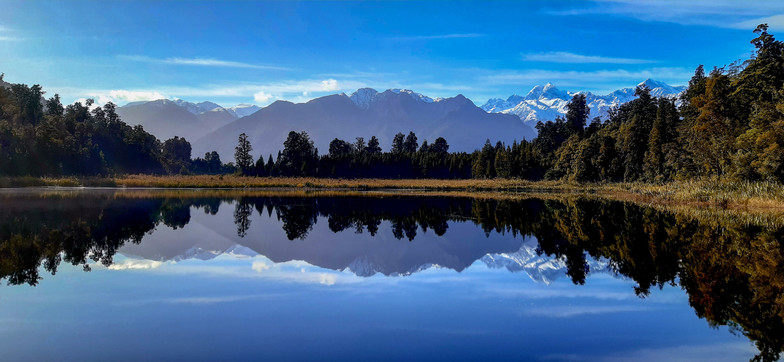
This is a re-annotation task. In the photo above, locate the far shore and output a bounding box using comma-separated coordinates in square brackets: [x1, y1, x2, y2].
[3, 175, 784, 216]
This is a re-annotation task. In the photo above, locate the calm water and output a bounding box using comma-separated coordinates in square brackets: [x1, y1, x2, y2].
[0, 189, 780, 361]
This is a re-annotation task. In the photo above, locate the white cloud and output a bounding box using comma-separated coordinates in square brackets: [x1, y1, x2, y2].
[253, 91, 274, 104]
[70, 78, 363, 106]
[550, 0, 784, 29]
[320, 79, 340, 91]
[481, 67, 691, 86]
[386, 33, 485, 41]
[594, 342, 756, 362]
[522, 305, 652, 318]
[74, 98, 105, 110]
[0, 25, 22, 41]
[108, 259, 164, 270]
[522, 52, 657, 64]
[251, 260, 271, 272]
[163, 295, 257, 305]
[106, 89, 166, 102]
[731, 14, 784, 30]
[118, 55, 291, 70]
[319, 273, 337, 286]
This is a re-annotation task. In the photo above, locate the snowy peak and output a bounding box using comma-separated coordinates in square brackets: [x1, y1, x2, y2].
[172, 99, 222, 114]
[637, 78, 687, 98]
[225, 104, 262, 118]
[348, 87, 438, 109]
[349, 88, 379, 109]
[482, 79, 686, 126]
[526, 82, 567, 100]
[389, 89, 434, 103]
[481, 239, 611, 285]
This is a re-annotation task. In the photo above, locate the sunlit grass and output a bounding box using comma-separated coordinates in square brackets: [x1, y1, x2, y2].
[3, 175, 784, 221]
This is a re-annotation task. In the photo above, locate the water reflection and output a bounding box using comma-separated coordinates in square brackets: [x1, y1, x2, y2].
[0, 190, 782, 360]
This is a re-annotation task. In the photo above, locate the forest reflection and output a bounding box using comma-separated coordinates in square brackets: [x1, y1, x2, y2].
[0, 191, 782, 360]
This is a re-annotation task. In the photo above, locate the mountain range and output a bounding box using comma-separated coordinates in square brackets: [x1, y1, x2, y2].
[114, 79, 684, 160]
[116, 99, 261, 142]
[193, 89, 534, 160]
[481, 79, 686, 127]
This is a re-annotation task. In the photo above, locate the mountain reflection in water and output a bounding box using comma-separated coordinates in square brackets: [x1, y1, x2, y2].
[0, 190, 781, 361]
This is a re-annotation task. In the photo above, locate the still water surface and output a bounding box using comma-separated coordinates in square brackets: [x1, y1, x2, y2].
[0, 189, 780, 361]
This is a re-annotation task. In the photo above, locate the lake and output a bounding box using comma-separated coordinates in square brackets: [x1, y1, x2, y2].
[0, 188, 780, 361]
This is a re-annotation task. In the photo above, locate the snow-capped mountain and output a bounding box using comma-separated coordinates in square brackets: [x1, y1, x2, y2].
[224, 104, 262, 118]
[349, 88, 379, 109]
[349, 88, 436, 109]
[172, 99, 222, 114]
[481, 238, 611, 285]
[482, 79, 686, 126]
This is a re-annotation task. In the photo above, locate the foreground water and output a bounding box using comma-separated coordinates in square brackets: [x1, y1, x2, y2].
[0, 189, 781, 361]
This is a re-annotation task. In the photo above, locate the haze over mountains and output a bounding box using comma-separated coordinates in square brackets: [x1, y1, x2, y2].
[115, 79, 684, 160]
[116, 99, 261, 141]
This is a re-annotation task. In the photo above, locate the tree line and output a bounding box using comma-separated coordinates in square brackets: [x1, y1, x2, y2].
[2, 24, 783, 183]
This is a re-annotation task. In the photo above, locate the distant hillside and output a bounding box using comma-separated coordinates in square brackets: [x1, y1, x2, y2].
[116, 99, 262, 142]
[195, 89, 536, 160]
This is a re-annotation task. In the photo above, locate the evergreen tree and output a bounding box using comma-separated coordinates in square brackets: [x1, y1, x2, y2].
[279, 131, 318, 176]
[162, 136, 192, 174]
[403, 131, 418, 153]
[565, 93, 590, 135]
[432, 137, 449, 154]
[366, 136, 382, 154]
[234, 133, 254, 175]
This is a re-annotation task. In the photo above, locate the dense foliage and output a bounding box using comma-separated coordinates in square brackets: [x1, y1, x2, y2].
[0, 80, 167, 176]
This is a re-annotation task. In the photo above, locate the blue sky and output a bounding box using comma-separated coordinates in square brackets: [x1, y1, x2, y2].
[0, 0, 782, 107]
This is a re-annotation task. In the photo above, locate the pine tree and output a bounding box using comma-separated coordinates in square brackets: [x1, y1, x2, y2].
[565, 93, 589, 135]
[234, 133, 254, 175]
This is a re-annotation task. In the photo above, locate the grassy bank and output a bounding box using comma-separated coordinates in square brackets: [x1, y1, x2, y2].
[3, 175, 784, 213]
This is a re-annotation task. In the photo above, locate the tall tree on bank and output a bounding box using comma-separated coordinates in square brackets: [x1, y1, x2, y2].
[235, 133, 253, 175]
[565, 93, 590, 135]
[162, 136, 192, 174]
[279, 131, 318, 176]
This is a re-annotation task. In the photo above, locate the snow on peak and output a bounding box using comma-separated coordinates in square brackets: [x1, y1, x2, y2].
[482, 79, 686, 126]
[171, 99, 223, 114]
[349, 88, 437, 109]
[388, 89, 434, 103]
[525, 83, 567, 100]
[225, 104, 262, 118]
[349, 88, 379, 109]
[637, 78, 687, 98]
[480, 238, 611, 285]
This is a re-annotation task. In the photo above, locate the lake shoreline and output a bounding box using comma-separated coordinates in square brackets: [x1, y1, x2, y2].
[3, 175, 784, 214]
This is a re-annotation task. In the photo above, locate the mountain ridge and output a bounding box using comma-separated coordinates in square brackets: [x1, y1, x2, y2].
[481, 79, 686, 126]
[194, 89, 536, 160]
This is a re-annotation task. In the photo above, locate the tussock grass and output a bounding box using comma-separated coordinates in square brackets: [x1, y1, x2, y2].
[110, 175, 567, 190]
[3, 175, 784, 219]
[0, 176, 116, 188]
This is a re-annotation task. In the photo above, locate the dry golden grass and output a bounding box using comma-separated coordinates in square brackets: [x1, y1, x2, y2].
[4, 175, 784, 219]
[110, 175, 567, 190]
